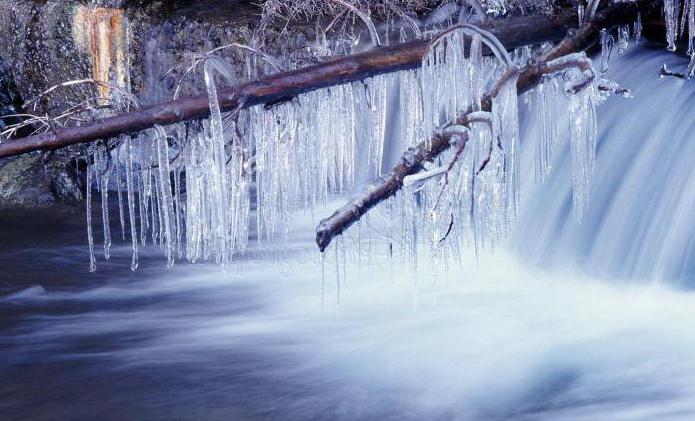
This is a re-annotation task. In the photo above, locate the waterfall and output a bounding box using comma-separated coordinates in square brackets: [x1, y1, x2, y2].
[514, 46, 695, 284]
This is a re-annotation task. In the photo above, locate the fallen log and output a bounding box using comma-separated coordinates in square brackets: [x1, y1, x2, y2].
[315, 0, 660, 252]
[0, 5, 641, 159]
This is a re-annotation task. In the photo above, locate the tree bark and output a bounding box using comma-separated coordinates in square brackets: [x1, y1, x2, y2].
[0, 3, 653, 159]
[315, 0, 660, 252]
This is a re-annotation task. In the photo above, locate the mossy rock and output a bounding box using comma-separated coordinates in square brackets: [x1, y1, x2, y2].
[0, 154, 82, 208]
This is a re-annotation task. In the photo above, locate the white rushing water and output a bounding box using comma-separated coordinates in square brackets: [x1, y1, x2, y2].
[1, 45, 695, 420]
[516, 47, 695, 284]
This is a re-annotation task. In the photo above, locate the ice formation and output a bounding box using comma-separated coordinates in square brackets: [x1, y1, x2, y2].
[663, 0, 695, 60]
[80, 11, 606, 273]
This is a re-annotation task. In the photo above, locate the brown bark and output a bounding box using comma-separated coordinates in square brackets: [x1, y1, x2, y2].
[315, 0, 660, 252]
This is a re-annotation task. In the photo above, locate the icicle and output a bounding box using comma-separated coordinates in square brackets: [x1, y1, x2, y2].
[492, 72, 520, 227]
[600, 29, 615, 74]
[154, 125, 175, 267]
[399, 70, 424, 149]
[689, 0, 695, 57]
[320, 251, 326, 312]
[149, 171, 159, 246]
[618, 25, 630, 56]
[634, 12, 643, 42]
[123, 135, 139, 271]
[680, 0, 690, 40]
[469, 34, 483, 110]
[334, 238, 341, 312]
[665, 0, 679, 52]
[568, 79, 598, 222]
[86, 162, 97, 273]
[174, 167, 183, 259]
[138, 166, 148, 247]
[100, 150, 112, 260]
[202, 56, 237, 262]
[365, 76, 389, 176]
[115, 149, 126, 241]
[534, 76, 561, 181]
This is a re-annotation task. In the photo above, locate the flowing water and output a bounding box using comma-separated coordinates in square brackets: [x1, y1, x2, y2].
[1, 46, 694, 420]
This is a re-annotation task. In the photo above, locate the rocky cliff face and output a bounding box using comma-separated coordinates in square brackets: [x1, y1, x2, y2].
[0, 0, 264, 207]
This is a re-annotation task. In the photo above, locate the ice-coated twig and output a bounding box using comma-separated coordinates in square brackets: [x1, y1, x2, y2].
[459, 0, 489, 23]
[425, 23, 513, 68]
[0, 113, 51, 138]
[393, 112, 490, 205]
[330, 0, 381, 46]
[403, 166, 449, 190]
[597, 78, 633, 97]
[384, 0, 423, 38]
[458, 111, 493, 130]
[544, 52, 596, 94]
[171, 43, 282, 100]
[211, 43, 284, 72]
[25, 78, 140, 112]
[403, 124, 473, 191]
[660, 62, 688, 79]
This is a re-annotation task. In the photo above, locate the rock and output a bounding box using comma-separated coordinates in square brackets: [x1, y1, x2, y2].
[0, 153, 82, 208]
[51, 169, 83, 205]
[0, 154, 56, 207]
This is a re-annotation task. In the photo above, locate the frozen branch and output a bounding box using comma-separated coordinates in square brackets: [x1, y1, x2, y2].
[544, 52, 596, 94]
[314, 1, 656, 251]
[426, 23, 513, 67]
[330, 0, 382, 46]
[0, 1, 655, 160]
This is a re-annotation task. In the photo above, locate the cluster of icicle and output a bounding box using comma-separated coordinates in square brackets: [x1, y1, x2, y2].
[531, 60, 599, 223]
[83, 27, 601, 272]
[664, 0, 695, 58]
[83, 48, 397, 271]
[397, 29, 601, 273]
[403, 28, 516, 270]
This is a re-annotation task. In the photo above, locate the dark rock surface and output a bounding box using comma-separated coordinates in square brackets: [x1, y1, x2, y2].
[0, 153, 82, 207]
[0, 0, 264, 208]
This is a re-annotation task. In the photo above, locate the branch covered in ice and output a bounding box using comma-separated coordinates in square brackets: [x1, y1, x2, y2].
[0, 1, 653, 159]
[313, 0, 661, 251]
[316, 33, 612, 251]
[330, 0, 381, 46]
[386, 2, 423, 39]
[316, 129, 464, 252]
[171, 43, 282, 100]
[544, 52, 597, 94]
[425, 23, 513, 68]
[660, 57, 695, 80]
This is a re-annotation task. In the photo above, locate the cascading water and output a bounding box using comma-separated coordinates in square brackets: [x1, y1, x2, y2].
[1, 44, 694, 420]
[2, 0, 695, 415]
[515, 47, 695, 283]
